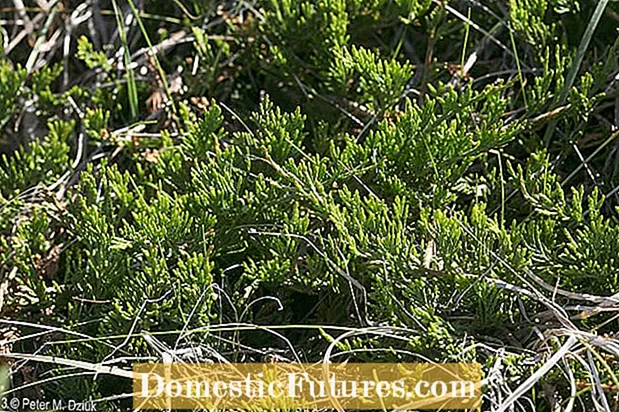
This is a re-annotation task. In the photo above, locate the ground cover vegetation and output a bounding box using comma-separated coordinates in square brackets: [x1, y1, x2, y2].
[2, 0, 619, 410]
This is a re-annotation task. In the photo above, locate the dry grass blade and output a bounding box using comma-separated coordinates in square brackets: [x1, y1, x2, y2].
[3, 353, 133, 379]
[495, 336, 578, 412]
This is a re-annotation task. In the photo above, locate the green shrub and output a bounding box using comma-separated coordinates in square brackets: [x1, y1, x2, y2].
[2, 0, 619, 410]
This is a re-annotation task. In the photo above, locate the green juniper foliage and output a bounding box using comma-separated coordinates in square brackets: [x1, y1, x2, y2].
[2, 0, 619, 410]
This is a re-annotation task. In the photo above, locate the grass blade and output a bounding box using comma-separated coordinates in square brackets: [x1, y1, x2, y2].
[544, 0, 610, 146]
[126, 0, 178, 117]
[111, 0, 139, 121]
